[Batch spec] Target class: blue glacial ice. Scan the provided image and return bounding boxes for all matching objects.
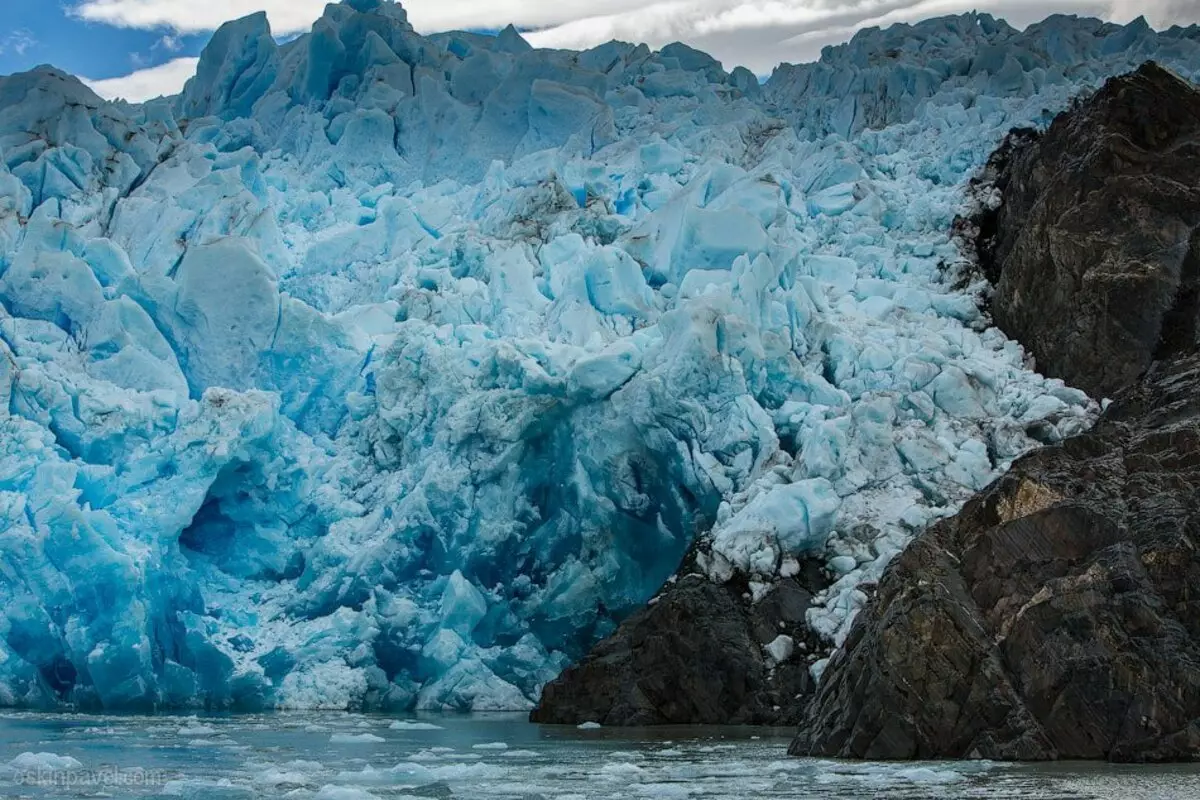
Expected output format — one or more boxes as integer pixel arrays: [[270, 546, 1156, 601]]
[[0, 1, 1197, 710]]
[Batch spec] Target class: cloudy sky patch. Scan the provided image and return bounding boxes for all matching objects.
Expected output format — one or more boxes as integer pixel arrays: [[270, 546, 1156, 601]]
[[0, 0, 1195, 102]]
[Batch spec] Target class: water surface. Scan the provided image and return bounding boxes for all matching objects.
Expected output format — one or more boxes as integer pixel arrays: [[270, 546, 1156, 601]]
[[1, 711, 1198, 799]]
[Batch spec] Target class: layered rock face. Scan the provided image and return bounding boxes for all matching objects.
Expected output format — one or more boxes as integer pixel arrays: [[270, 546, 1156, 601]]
[[794, 64, 1200, 762], [981, 62, 1200, 399]]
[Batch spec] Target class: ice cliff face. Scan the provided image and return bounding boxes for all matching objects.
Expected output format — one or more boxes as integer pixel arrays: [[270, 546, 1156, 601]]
[[0, 0, 1196, 711]]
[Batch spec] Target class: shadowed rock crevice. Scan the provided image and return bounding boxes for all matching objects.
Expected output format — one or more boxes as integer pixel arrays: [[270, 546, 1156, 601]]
[[1156, 227, 1200, 360]]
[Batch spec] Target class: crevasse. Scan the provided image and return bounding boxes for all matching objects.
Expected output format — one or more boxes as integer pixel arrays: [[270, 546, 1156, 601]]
[[0, 0, 1196, 710]]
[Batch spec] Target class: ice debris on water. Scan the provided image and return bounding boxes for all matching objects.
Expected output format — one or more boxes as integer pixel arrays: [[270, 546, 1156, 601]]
[[6, 752, 83, 772], [388, 720, 444, 730], [0, 0, 1196, 710], [330, 732, 386, 744]]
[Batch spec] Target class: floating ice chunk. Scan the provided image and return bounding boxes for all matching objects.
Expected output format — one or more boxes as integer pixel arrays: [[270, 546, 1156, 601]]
[[7, 752, 83, 771], [633, 783, 693, 798], [314, 786, 382, 800], [410, 763, 501, 783], [893, 766, 966, 784], [599, 762, 646, 779], [329, 733, 385, 744], [161, 778, 256, 799], [334, 762, 432, 786], [577, 721, 602, 730], [253, 767, 310, 786], [388, 720, 445, 731]]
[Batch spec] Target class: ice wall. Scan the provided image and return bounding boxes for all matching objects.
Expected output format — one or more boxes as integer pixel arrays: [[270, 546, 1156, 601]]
[[0, 1, 1196, 710], [765, 13, 1200, 138]]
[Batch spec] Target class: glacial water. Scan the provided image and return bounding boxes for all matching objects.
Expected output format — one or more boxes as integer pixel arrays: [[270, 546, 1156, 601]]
[[0, 712, 1197, 799], [6, 2, 1200, 716]]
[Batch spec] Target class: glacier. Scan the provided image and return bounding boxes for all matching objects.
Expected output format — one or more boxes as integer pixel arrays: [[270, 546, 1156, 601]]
[[0, 0, 1197, 711]]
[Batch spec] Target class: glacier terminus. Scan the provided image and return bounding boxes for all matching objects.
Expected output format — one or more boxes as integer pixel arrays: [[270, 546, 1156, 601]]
[[0, 0, 1198, 714]]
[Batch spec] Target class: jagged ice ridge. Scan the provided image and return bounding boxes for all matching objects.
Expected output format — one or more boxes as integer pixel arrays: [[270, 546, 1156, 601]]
[[0, 0, 1197, 710]]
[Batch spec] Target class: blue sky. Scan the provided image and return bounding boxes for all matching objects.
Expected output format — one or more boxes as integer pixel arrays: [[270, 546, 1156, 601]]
[[2, 0, 1197, 102], [0, 1, 208, 81]]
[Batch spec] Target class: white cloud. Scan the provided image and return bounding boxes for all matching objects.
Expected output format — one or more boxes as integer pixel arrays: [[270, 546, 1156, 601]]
[[523, 0, 1115, 72], [70, 0, 655, 36], [1108, 0, 1200, 28], [73, 0, 327, 35], [70, 0, 1200, 91], [84, 56, 200, 102], [0, 29, 37, 57]]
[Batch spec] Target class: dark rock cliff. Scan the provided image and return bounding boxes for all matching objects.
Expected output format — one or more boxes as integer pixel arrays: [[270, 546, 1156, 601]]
[[792, 353, 1200, 760], [793, 63, 1200, 762], [981, 61, 1200, 400]]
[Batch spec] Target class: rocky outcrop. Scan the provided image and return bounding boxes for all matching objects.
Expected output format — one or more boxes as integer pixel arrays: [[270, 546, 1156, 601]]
[[531, 545, 828, 726], [794, 64, 1200, 762], [792, 353, 1200, 761], [979, 61, 1200, 400]]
